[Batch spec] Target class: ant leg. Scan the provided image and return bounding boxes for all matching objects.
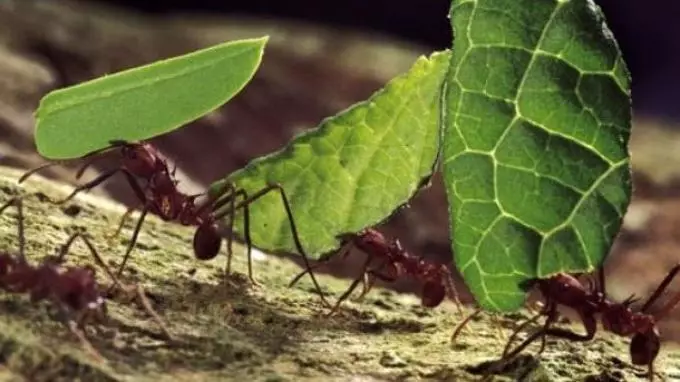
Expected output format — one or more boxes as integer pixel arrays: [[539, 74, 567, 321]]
[[60, 232, 171, 340], [219, 183, 331, 308], [356, 272, 375, 302], [224, 184, 237, 277], [18, 162, 66, 183], [197, 182, 243, 281], [74, 146, 119, 180], [54, 168, 122, 204], [641, 264, 680, 315], [108, 207, 135, 240], [498, 313, 598, 368], [598, 266, 608, 304], [502, 308, 546, 357], [326, 254, 374, 317], [65, 316, 105, 362], [451, 308, 482, 344], [115, 208, 149, 279], [441, 268, 464, 317], [642, 264, 680, 320], [0, 197, 26, 259], [289, 240, 353, 288], [355, 259, 394, 302]]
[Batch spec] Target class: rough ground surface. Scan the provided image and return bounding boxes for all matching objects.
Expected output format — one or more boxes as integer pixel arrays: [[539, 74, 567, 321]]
[[0, 166, 677, 381]]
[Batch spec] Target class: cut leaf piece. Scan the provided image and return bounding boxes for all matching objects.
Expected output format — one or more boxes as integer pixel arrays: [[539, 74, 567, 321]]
[[35, 37, 268, 159], [443, 0, 632, 311], [212, 51, 451, 258]]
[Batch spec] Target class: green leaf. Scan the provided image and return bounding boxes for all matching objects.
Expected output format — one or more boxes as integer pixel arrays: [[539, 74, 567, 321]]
[[442, 0, 632, 311], [212, 51, 451, 257], [35, 37, 268, 159]]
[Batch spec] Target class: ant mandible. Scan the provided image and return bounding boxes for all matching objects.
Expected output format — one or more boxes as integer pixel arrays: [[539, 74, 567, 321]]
[[487, 267, 680, 381], [20, 140, 331, 307], [289, 228, 463, 316], [0, 197, 170, 360]]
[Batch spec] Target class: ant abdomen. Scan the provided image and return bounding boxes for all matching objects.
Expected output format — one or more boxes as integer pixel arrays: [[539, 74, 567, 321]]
[[193, 223, 222, 260], [421, 281, 446, 307], [630, 329, 660, 367]]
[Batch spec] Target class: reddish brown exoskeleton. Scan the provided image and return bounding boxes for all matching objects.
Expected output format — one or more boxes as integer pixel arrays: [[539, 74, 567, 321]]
[[0, 197, 170, 360], [483, 268, 680, 380], [290, 228, 463, 316], [20, 141, 330, 307]]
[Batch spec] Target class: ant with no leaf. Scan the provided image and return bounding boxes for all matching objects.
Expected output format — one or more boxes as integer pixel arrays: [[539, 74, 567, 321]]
[[0, 196, 170, 360], [289, 228, 464, 316], [19, 140, 331, 307], [473, 267, 680, 381]]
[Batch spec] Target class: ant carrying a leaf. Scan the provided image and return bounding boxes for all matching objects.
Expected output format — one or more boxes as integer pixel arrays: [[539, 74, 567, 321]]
[[458, 266, 680, 381], [290, 227, 463, 316], [20, 140, 331, 307]]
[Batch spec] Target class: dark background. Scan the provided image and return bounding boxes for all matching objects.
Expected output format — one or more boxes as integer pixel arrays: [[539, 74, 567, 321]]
[[89, 0, 680, 120]]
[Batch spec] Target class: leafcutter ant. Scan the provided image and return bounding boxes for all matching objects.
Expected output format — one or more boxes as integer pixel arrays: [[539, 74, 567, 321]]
[[289, 228, 463, 316], [481, 268, 680, 380], [19, 141, 331, 307], [0, 197, 170, 360]]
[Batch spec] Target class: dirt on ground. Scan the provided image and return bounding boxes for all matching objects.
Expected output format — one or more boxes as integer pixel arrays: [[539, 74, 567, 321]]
[[0, 168, 677, 381]]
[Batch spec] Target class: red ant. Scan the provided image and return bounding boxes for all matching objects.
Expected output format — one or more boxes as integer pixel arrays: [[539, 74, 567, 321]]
[[19, 140, 331, 307], [475, 267, 680, 381], [289, 228, 463, 316], [0, 197, 170, 360]]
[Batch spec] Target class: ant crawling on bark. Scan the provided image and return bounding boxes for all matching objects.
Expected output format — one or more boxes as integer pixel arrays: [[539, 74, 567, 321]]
[[0, 197, 170, 360], [479, 267, 680, 381], [289, 228, 463, 316], [19, 140, 330, 307]]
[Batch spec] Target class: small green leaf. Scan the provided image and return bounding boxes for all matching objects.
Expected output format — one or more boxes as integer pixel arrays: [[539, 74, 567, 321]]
[[212, 51, 451, 257], [35, 37, 268, 159], [443, 0, 632, 311]]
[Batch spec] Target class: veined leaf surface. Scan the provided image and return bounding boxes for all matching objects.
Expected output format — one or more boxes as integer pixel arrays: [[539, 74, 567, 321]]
[[442, 0, 632, 311]]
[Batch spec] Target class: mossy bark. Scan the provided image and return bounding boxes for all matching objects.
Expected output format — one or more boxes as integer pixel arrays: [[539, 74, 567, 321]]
[[0, 166, 676, 381]]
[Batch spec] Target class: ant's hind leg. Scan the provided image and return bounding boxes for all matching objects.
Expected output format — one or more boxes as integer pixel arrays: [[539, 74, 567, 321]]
[[66, 318, 106, 362], [451, 308, 482, 345], [64, 232, 172, 340], [220, 183, 332, 308], [0, 196, 26, 259]]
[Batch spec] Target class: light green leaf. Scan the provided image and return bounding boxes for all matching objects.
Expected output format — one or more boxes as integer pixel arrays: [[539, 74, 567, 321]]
[[35, 37, 268, 159], [212, 51, 451, 257], [443, 0, 632, 311]]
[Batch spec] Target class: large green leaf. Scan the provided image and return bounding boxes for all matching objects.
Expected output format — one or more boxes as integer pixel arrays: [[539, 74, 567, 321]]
[[443, 0, 632, 311], [35, 37, 268, 159], [212, 51, 451, 257]]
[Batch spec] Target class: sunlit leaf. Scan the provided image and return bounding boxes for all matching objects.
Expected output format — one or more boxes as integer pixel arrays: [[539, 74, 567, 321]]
[[35, 37, 268, 159], [212, 51, 451, 257]]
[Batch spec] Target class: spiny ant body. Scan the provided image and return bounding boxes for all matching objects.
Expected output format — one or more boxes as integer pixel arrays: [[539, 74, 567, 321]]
[[20, 140, 330, 307], [290, 228, 462, 316], [0, 197, 169, 360], [488, 268, 680, 381]]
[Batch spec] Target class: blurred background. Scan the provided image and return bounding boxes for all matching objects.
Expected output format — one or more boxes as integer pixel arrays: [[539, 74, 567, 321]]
[[2, 0, 680, 340]]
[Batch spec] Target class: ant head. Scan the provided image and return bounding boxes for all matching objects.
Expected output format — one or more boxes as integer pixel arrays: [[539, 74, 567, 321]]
[[193, 223, 222, 260], [119, 142, 158, 176], [59, 266, 106, 314], [630, 328, 661, 367], [150, 171, 177, 193], [354, 229, 389, 256], [421, 281, 446, 308]]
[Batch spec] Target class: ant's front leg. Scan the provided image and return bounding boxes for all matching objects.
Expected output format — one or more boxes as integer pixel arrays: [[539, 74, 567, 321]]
[[356, 264, 398, 302], [56, 305, 106, 363]]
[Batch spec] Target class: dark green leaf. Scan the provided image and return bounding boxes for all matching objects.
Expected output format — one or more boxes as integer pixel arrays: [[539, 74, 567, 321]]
[[443, 0, 632, 311]]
